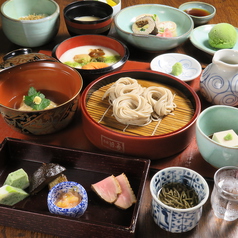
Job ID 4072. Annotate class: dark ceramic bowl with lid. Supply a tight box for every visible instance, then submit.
[0,48,57,71]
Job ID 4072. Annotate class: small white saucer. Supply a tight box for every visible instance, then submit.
[150,53,202,82]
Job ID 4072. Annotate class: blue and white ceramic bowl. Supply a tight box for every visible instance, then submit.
[150,167,209,233]
[150,53,202,82]
[47,181,88,218]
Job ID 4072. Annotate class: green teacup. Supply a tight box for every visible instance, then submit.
[0,0,60,47]
[196,105,238,168]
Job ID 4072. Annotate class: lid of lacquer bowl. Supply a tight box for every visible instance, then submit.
[0,48,58,71]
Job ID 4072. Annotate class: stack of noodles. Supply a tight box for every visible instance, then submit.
[100,77,176,135]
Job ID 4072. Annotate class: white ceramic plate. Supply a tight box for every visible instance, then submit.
[93,0,121,16]
[190,24,238,55]
[150,53,202,82]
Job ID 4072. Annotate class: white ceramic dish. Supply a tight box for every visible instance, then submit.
[111,0,121,16]
[92,0,121,16]
[190,24,238,55]
[150,53,202,82]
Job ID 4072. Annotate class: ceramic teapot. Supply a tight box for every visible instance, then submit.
[200,49,238,106]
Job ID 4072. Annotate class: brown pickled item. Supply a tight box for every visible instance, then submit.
[48,174,68,190]
[29,163,66,194]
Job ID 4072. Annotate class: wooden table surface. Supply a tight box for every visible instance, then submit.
[0,0,237,237]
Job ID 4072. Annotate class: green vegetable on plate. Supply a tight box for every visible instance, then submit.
[24,87,50,110]
[224,133,233,141]
[171,62,183,76]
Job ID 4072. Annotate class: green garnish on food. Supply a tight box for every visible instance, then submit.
[171,62,183,76]
[103,55,121,63]
[64,55,121,67]
[24,87,50,110]
[224,133,233,141]
[152,14,157,21]
[64,61,82,67]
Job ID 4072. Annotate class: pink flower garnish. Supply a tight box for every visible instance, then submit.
[157,28,173,37]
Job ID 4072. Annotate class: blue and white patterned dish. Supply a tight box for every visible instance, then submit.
[150,167,209,233]
[150,53,202,82]
[47,181,88,218]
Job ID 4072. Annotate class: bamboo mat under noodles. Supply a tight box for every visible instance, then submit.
[86,79,194,136]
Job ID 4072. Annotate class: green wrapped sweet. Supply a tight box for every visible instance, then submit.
[0,185,29,206]
[4,168,29,189]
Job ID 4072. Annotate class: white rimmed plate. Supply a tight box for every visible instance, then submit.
[150,53,202,82]
[190,24,238,55]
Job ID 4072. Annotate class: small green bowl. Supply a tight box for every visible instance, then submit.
[0,0,60,47]
[179,2,216,26]
[196,105,238,168]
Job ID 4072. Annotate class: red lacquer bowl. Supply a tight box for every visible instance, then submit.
[0,61,83,135]
[81,70,201,160]
[52,34,129,86]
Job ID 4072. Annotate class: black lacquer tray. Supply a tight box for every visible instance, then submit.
[0,138,150,238]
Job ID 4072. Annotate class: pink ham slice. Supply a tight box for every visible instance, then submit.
[91,175,121,204]
[114,173,137,209]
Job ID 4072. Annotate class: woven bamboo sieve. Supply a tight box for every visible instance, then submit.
[86,79,194,136]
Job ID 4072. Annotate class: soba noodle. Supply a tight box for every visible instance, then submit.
[102,77,144,104]
[100,77,177,134]
[143,86,177,119]
[112,93,153,127]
